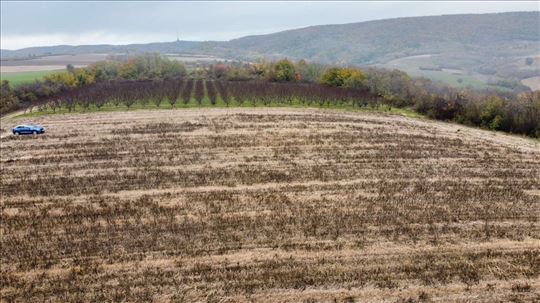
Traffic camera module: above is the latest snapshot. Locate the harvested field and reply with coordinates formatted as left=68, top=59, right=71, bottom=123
left=1, top=108, right=539, bottom=302
left=521, top=76, right=540, bottom=92
left=0, top=65, right=85, bottom=73
left=0, top=54, right=109, bottom=68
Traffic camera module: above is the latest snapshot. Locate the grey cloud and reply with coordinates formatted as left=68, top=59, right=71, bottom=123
left=1, top=1, right=538, bottom=49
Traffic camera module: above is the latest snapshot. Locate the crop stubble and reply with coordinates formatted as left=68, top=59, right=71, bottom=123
left=1, top=108, right=539, bottom=302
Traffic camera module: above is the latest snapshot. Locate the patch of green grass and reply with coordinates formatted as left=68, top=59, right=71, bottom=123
left=382, top=56, right=512, bottom=92
left=418, top=70, right=510, bottom=91
left=16, top=97, right=425, bottom=120
left=1, top=70, right=61, bottom=87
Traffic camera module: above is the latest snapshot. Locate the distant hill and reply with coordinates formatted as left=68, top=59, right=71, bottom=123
left=224, top=12, right=538, bottom=62
left=1, top=41, right=201, bottom=59
left=218, top=11, right=539, bottom=90
left=2, top=12, right=539, bottom=90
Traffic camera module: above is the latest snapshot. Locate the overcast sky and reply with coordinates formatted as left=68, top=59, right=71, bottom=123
left=1, top=1, right=538, bottom=50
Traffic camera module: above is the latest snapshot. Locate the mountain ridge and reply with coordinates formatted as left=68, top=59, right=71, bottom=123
left=2, top=12, right=537, bottom=59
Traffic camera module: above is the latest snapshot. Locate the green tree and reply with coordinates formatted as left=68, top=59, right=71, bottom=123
left=480, top=96, right=504, bottom=130
left=320, top=68, right=344, bottom=86
left=270, top=59, right=296, bottom=82
left=0, top=80, right=19, bottom=114
left=320, top=67, right=365, bottom=88
left=90, top=61, right=120, bottom=81
left=66, top=64, right=75, bottom=73
left=118, top=59, right=139, bottom=80
left=295, top=60, right=325, bottom=82
left=74, top=68, right=95, bottom=86
left=161, top=60, right=186, bottom=78
left=45, top=72, right=77, bottom=87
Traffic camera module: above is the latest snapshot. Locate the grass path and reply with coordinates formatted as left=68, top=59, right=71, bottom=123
left=14, top=96, right=425, bottom=120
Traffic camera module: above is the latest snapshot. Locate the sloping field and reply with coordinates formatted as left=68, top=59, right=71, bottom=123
left=379, top=55, right=508, bottom=91
left=1, top=108, right=539, bottom=302
left=522, top=76, right=540, bottom=91
left=0, top=70, right=62, bottom=87
left=0, top=54, right=109, bottom=67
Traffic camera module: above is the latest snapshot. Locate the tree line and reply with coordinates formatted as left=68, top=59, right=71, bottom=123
left=207, top=59, right=539, bottom=137
left=1, top=54, right=185, bottom=114
left=1, top=55, right=539, bottom=138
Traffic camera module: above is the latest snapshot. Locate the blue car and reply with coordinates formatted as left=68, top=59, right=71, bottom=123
left=12, top=124, right=45, bottom=135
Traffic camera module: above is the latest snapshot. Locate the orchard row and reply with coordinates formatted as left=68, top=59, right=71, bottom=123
left=39, top=78, right=380, bottom=111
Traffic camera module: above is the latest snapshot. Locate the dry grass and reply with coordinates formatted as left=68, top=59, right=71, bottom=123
left=1, top=108, right=539, bottom=302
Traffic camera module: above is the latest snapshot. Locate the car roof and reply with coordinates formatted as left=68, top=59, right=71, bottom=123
left=15, top=124, right=37, bottom=128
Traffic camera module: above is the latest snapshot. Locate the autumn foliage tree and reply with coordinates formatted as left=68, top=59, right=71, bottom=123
left=267, top=59, right=296, bottom=82
left=320, top=67, right=366, bottom=88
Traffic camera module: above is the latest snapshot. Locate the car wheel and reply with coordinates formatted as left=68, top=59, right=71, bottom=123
left=33, top=131, right=37, bottom=135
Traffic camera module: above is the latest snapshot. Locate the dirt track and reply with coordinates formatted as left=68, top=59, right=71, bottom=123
left=1, top=108, right=539, bottom=302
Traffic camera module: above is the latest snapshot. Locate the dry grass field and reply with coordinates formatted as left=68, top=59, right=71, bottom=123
left=1, top=108, right=539, bottom=302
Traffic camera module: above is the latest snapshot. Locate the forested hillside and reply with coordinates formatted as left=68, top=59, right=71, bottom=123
left=225, top=12, right=538, bottom=62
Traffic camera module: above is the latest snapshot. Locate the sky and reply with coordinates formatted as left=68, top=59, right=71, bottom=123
left=1, top=1, right=538, bottom=50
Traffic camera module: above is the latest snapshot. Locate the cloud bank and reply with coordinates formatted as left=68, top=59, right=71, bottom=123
left=1, top=1, right=538, bottom=50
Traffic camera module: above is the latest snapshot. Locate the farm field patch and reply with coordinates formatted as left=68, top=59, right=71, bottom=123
left=1, top=108, right=539, bottom=302
left=380, top=55, right=512, bottom=91
left=522, top=76, right=540, bottom=91
left=0, top=70, right=61, bottom=86
left=0, top=53, right=109, bottom=85
left=0, top=53, right=110, bottom=67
